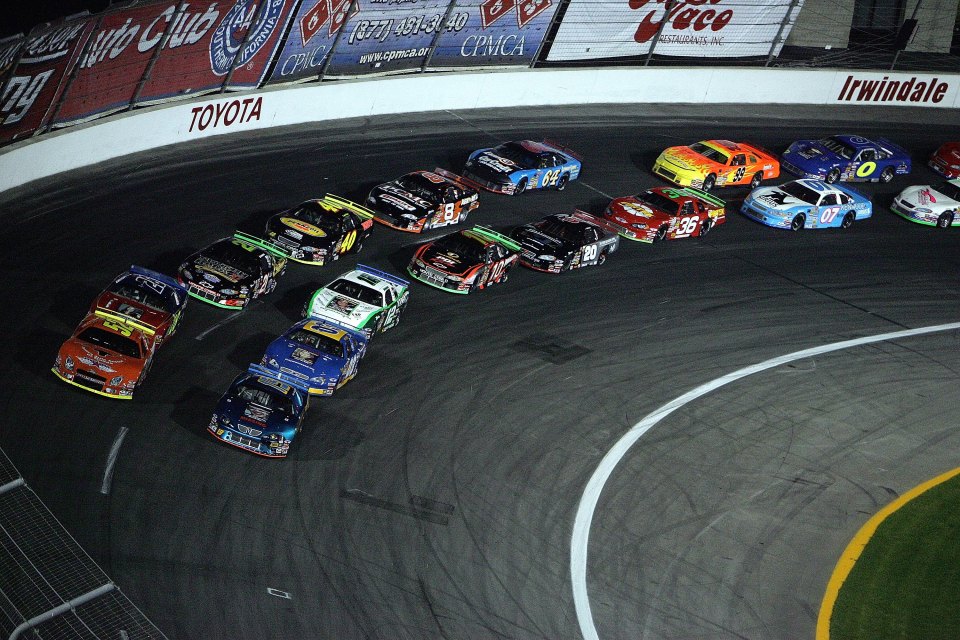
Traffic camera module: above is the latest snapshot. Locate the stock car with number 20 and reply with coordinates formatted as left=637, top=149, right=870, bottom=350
left=178, top=232, right=287, bottom=309
left=652, top=139, right=779, bottom=191
left=780, top=134, right=911, bottom=183
left=461, top=140, right=581, bottom=195
left=740, top=178, right=872, bottom=230
left=366, top=168, right=479, bottom=232
left=260, top=319, right=368, bottom=396
left=511, top=211, right=619, bottom=273
left=891, top=179, right=960, bottom=228
left=408, top=226, right=521, bottom=294
left=263, top=195, right=375, bottom=264
left=208, top=364, right=310, bottom=459
left=305, top=265, right=410, bottom=338
left=603, top=186, right=726, bottom=242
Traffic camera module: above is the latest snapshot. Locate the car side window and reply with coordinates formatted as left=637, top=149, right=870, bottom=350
left=821, top=194, right=840, bottom=206
left=681, top=201, right=694, bottom=215
left=584, top=227, right=598, bottom=242
left=384, top=289, right=393, bottom=305
left=732, top=154, right=746, bottom=166
left=343, top=215, right=357, bottom=231
left=259, top=254, right=272, bottom=273
left=859, top=149, right=876, bottom=162
left=749, top=155, right=758, bottom=164
left=538, top=156, right=550, bottom=169
left=444, top=186, right=458, bottom=201
left=838, top=193, right=851, bottom=205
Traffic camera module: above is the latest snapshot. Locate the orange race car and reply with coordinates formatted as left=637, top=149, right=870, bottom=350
left=652, top=139, right=780, bottom=191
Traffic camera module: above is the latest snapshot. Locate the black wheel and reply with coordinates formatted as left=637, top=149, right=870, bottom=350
left=699, top=218, right=711, bottom=237
left=351, top=236, right=365, bottom=254
left=879, top=166, right=895, bottom=183
left=825, top=168, right=840, bottom=184
left=702, top=174, right=716, bottom=191
left=790, top=213, right=806, bottom=231
left=937, top=212, right=954, bottom=228
left=750, top=172, right=763, bottom=189
left=654, top=225, right=668, bottom=242
left=556, top=174, right=568, bottom=191
left=266, top=279, right=277, bottom=295
left=516, top=178, right=528, bottom=194
left=840, top=211, right=855, bottom=229
left=597, top=250, right=607, bottom=266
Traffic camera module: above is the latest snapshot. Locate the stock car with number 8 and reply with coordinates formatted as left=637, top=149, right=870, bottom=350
left=461, top=140, right=581, bottom=195
left=652, top=139, right=779, bottom=191
left=740, top=178, right=872, bottom=230
left=780, top=134, right=910, bottom=183
left=511, top=211, right=619, bottom=273
left=178, top=232, right=287, bottom=309
left=260, top=319, right=368, bottom=396
left=407, top=226, right=521, bottom=294
left=263, top=195, right=375, bottom=264
left=603, top=186, right=726, bottom=242
left=366, top=168, right=479, bottom=232
left=305, top=265, right=410, bottom=338
left=208, top=364, right=310, bottom=459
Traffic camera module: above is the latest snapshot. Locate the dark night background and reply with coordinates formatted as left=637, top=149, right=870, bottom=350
left=6, top=1, right=113, bottom=38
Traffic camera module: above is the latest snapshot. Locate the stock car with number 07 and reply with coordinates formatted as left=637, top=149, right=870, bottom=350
left=461, top=140, right=581, bottom=195
left=305, top=265, right=410, bottom=338
left=603, top=186, right=726, bottom=242
left=366, top=169, right=479, bottom=232
left=178, top=232, right=287, bottom=309
left=263, top=195, right=375, bottom=264
left=780, top=134, right=911, bottom=183
left=740, top=179, right=872, bottom=230
left=511, top=211, right=619, bottom=273
left=408, top=226, right=521, bottom=294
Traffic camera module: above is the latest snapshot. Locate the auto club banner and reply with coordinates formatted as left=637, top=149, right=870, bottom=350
left=0, top=17, right=94, bottom=143
left=546, top=0, right=804, bottom=61
left=266, top=0, right=354, bottom=84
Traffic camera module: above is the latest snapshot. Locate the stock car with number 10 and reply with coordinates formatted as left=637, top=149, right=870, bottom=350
left=603, top=186, right=726, bottom=242
left=366, top=169, right=479, bottom=232
left=740, top=179, right=872, bottom=230
left=305, top=265, right=410, bottom=338
left=511, top=211, right=619, bottom=273
left=780, top=134, right=911, bottom=183
left=263, top=195, right=375, bottom=264
left=652, top=139, right=779, bottom=191
left=461, top=140, right=581, bottom=195
left=408, top=226, right=521, bottom=294
left=891, top=179, right=960, bottom=228
left=178, top=232, right=287, bottom=309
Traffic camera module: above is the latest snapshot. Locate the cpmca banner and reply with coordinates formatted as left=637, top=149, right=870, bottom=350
left=267, top=0, right=353, bottom=84
left=547, top=0, right=804, bottom=61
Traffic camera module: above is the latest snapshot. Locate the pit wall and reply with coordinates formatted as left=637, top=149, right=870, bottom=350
left=2, top=66, right=959, bottom=193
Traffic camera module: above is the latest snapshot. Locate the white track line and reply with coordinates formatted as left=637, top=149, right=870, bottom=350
left=571, top=321, right=960, bottom=640
left=100, top=426, right=129, bottom=495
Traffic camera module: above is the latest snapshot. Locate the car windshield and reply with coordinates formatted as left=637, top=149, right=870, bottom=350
left=289, top=203, right=342, bottom=230
left=204, top=240, right=260, bottom=273
left=109, top=275, right=173, bottom=312
left=820, top=137, right=855, bottom=159
left=635, top=191, right=680, bottom=214
left=779, top=181, right=821, bottom=205
left=236, top=382, right=292, bottom=412
left=535, top=218, right=582, bottom=243
left=77, top=327, right=141, bottom=358
left=433, top=233, right=486, bottom=263
left=397, top=174, right=443, bottom=200
left=492, top=142, right=538, bottom=168
left=934, top=181, right=960, bottom=201
left=289, top=328, right=344, bottom=358
left=689, top=142, right=729, bottom=164
left=327, top=279, right=383, bottom=306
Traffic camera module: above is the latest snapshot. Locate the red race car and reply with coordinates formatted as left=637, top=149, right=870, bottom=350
left=603, top=186, right=726, bottom=243
left=929, top=142, right=960, bottom=179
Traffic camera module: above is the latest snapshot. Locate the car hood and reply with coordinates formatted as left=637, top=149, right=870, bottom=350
left=369, top=184, right=434, bottom=218
left=467, top=151, right=524, bottom=179
left=419, top=245, right=477, bottom=277
left=750, top=187, right=810, bottom=211
left=217, top=397, right=294, bottom=435
left=607, top=197, right=668, bottom=224
left=267, top=215, right=336, bottom=245
left=183, top=254, right=250, bottom=284
left=310, top=290, right=379, bottom=325
left=514, top=227, right=565, bottom=254
left=898, top=185, right=960, bottom=210
left=266, top=340, right=344, bottom=377
left=59, top=338, right=141, bottom=375
left=786, top=140, right=838, bottom=164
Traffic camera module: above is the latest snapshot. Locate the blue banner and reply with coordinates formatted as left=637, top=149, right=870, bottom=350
left=267, top=0, right=353, bottom=84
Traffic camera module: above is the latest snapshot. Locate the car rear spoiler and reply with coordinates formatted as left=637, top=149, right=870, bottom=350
left=233, top=231, right=290, bottom=259
left=127, top=265, right=188, bottom=295
left=542, top=139, right=581, bottom=161
left=876, top=137, right=910, bottom=156
left=468, top=225, right=522, bottom=253
left=571, top=209, right=622, bottom=234
left=93, top=309, right=156, bottom=336
left=356, top=264, right=410, bottom=288
left=320, top=193, right=377, bottom=220
left=669, top=186, right=726, bottom=208
left=247, top=364, right=312, bottom=394
left=744, top=142, right=778, bottom=160
left=431, top=167, right=473, bottom=188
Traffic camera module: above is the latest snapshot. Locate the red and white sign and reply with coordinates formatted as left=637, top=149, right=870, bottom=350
left=832, top=72, right=956, bottom=107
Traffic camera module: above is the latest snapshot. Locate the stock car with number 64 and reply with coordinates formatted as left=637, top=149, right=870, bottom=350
left=740, top=179, right=872, bottom=230
left=511, top=211, right=619, bottom=273
left=461, top=140, right=581, bottom=195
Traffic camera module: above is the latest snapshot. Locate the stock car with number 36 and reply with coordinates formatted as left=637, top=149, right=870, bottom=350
left=780, top=134, right=910, bottom=183
left=304, top=265, right=410, bottom=338
left=891, top=179, right=960, bottom=228
left=263, top=195, right=375, bottom=264
left=366, top=169, right=479, bottom=232
left=461, top=140, right=581, bottom=195
left=407, top=225, right=521, bottom=294
left=740, top=178, right=872, bottom=230
left=603, top=186, right=726, bottom=242
left=511, top=211, right=619, bottom=273
left=260, top=319, right=368, bottom=396
left=208, top=364, right=310, bottom=458
left=178, top=232, right=287, bottom=309
left=652, top=139, right=779, bottom=191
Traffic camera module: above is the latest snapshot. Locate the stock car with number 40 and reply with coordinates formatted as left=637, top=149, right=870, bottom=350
left=366, top=169, right=479, bottom=232
left=408, top=226, right=521, bottom=294
left=461, top=140, right=581, bottom=195
left=305, top=265, right=410, bottom=338
left=603, top=186, right=726, bottom=242
left=178, top=232, right=287, bottom=309
left=652, top=139, right=779, bottom=191
left=780, top=134, right=910, bottom=183
left=511, top=211, right=619, bottom=273
left=208, top=364, right=310, bottom=459
left=260, top=319, right=368, bottom=396
left=263, top=195, right=375, bottom=264
left=740, top=179, right=872, bottom=230
left=891, top=179, right=960, bottom=228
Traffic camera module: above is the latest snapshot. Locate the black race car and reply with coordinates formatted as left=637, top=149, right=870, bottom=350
left=178, top=233, right=287, bottom=309
left=511, top=211, right=620, bottom=273
left=366, top=168, right=479, bottom=233
left=263, top=195, right=375, bottom=265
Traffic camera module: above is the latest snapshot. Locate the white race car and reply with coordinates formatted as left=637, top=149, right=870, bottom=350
left=891, top=179, right=960, bottom=228
left=304, top=265, right=409, bottom=338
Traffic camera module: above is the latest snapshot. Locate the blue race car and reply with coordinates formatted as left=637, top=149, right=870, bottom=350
left=780, top=134, right=910, bottom=184
left=208, top=364, right=310, bottom=459
left=740, top=179, right=872, bottom=230
left=260, top=318, right=368, bottom=396
left=461, top=139, right=581, bottom=195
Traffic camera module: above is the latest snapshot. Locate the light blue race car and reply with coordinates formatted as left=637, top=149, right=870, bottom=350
left=740, top=179, right=872, bottom=230
left=461, top=139, right=581, bottom=195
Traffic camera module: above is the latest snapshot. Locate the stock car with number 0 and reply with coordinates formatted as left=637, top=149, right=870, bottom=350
left=304, top=265, right=410, bottom=337
left=891, top=179, right=960, bottom=228
left=780, top=134, right=911, bottom=183
left=511, top=211, right=619, bottom=273
left=366, top=169, right=479, bottom=232
left=461, top=140, right=581, bottom=195
left=929, top=142, right=960, bottom=179
left=208, top=364, right=310, bottom=459
left=178, top=232, right=287, bottom=309
left=603, top=186, right=726, bottom=242
left=652, top=139, right=779, bottom=191
left=260, top=319, right=368, bottom=396
left=740, top=178, right=872, bottom=230
left=263, top=195, right=375, bottom=264
left=407, top=226, right=521, bottom=294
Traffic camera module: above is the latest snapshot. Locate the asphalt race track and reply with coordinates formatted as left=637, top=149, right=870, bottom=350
left=2, top=104, right=960, bottom=640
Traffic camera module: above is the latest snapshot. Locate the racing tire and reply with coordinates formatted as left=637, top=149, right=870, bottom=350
left=937, top=212, right=954, bottom=228
left=750, top=172, right=763, bottom=189
left=598, top=250, right=607, bottom=266
left=516, top=178, right=528, bottom=194
left=654, top=225, right=668, bottom=242
left=699, top=219, right=711, bottom=237
left=266, top=279, right=277, bottom=295
left=825, top=169, right=840, bottom=184
left=702, top=174, right=716, bottom=191
left=556, top=175, right=568, bottom=191
left=790, top=213, right=806, bottom=231
left=840, top=211, right=855, bottom=229
left=879, top=166, right=895, bottom=183
left=351, top=238, right=364, bottom=254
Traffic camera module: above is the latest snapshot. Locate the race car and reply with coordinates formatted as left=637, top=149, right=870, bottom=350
left=90, top=265, right=188, bottom=343
left=260, top=318, right=368, bottom=396
left=928, top=142, right=960, bottom=179
left=511, top=211, right=619, bottom=273
left=366, top=168, right=479, bottom=232
left=304, top=264, right=410, bottom=338
left=780, top=134, right=911, bottom=183
left=263, top=195, right=375, bottom=264
left=603, top=186, right=726, bottom=242
left=208, top=364, right=310, bottom=459
left=652, top=139, right=779, bottom=191
left=178, top=232, right=287, bottom=309
left=461, top=139, right=581, bottom=195
left=891, top=179, right=960, bottom=228
left=407, top=225, right=521, bottom=294
left=52, top=311, right=160, bottom=399
left=740, top=178, right=872, bottom=230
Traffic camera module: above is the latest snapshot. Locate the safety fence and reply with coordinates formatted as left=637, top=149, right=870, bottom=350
left=1, top=0, right=958, bottom=148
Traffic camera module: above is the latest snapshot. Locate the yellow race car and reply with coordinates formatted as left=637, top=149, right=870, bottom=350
left=652, top=139, right=780, bottom=191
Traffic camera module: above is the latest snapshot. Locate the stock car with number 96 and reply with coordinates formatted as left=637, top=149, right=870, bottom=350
left=603, top=186, right=726, bottom=242
left=263, top=195, right=375, bottom=264
left=740, top=178, right=872, bottom=230
left=408, top=226, right=521, bottom=294
left=366, top=168, right=479, bottom=232
left=461, top=140, right=581, bottom=195
left=511, top=211, right=619, bottom=273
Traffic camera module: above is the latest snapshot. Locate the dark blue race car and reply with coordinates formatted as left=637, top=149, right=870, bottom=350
left=461, top=139, right=581, bottom=195
left=208, top=365, right=310, bottom=459
left=780, top=134, right=910, bottom=184
left=260, top=318, right=368, bottom=396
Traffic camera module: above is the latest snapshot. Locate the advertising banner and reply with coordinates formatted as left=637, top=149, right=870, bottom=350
left=0, top=17, right=94, bottom=143
left=428, top=0, right=560, bottom=68
left=267, top=0, right=354, bottom=84
left=547, top=0, right=804, bottom=61
left=0, top=35, right=24, bottom=87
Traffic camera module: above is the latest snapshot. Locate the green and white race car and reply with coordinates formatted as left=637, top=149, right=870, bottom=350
left=304, top=265, right=410, bottom=338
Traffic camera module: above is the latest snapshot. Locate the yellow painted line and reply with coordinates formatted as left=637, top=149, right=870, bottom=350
left=816, top=465, right=960, bottom=640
